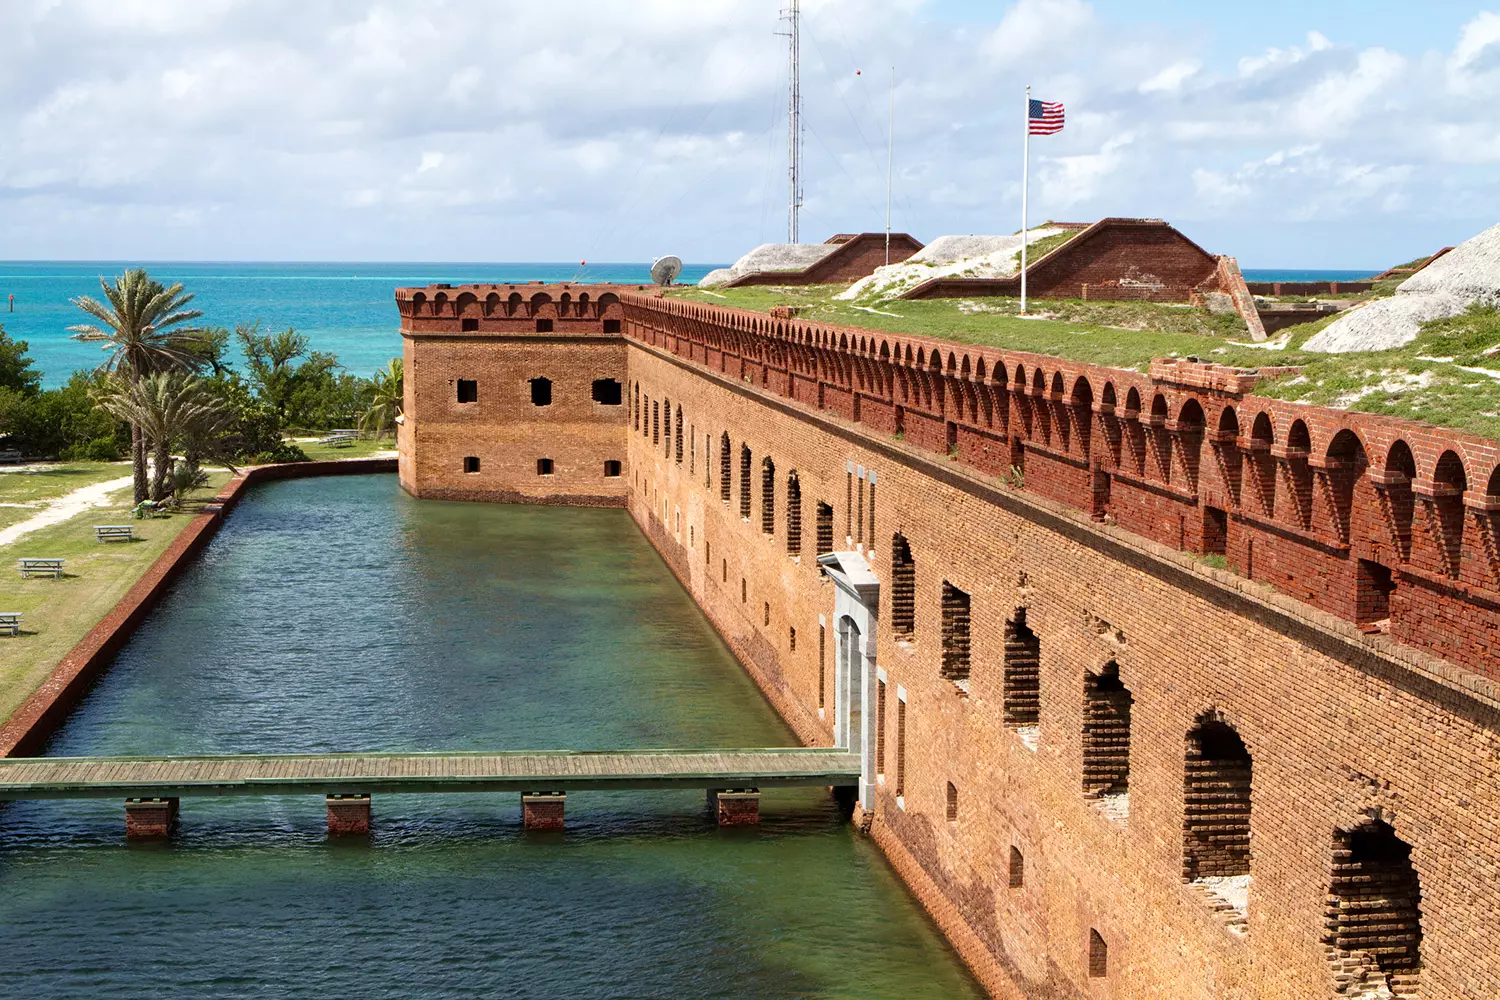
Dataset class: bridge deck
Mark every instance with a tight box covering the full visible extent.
[0,748,860,801]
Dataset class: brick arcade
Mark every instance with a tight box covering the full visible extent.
[396,282,1500,1000]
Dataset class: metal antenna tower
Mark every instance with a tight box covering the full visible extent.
[777,0,803,243]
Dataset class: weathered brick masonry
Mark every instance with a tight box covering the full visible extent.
[400,285,1500,1000]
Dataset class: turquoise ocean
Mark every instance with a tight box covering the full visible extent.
[0,261,1367,389]
[0,261,719,389]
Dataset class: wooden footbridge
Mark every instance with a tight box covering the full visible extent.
[0,747,862,837]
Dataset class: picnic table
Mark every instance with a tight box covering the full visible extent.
[19,558,65,578]
[319,429,358,447]
[95,525,135,543]
[0,612,20,636]
[0,450,23,465]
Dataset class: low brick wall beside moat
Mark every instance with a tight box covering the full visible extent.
[396,283,1499,1000]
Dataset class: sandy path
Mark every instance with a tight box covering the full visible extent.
[0,475,135,548]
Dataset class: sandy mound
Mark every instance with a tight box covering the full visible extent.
[1302,294,1469,353]
[837,228,1061,301]
[698,243,840,288]
[1304,221,1500,353]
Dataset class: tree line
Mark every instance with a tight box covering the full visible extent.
[0,268,403,503]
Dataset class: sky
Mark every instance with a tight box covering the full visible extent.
[0,0,1497,269]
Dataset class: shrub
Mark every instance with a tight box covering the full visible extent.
[255,440,309,464]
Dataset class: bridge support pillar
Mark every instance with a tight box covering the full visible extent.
[326,794,371,836]
[710,788,761,826]
[522,792,566,831]
[125,797,178,839]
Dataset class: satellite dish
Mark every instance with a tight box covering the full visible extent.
[651,255,683,286]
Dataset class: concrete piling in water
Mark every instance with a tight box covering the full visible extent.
[326,794,371,836]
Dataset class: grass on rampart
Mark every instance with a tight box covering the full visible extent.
[0,462,133,530]
[670,285,1500,440]
[1254,306,1500,440]
[0,470,232,723]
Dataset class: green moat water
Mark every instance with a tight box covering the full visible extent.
[0,475,982,999]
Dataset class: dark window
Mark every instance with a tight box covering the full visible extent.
[941,583,971,681]
[536,458,554,475]
[602,318,621,334]
[1357,559,1396,624]
[652,402,660,443]
[592,379,622,405]
[763,601,770,626]
[1004,609,1041,728]
[1009,847,1025,888]
[461,317,478,332]
[1203,506,1228,556]
[1083,661,1132,800]
[818,625,827,707]
[1088,930,1108,978]
[663,401,671,455]
[632,383,639,429]
[463,456,480,473]
[1323,820,1422,993]
[895,698,907,797]
[535,318,553,332]
[457,379,478,403]
[890,534,915,637]
[789,626,796,651]
[739,445,752,519]
[675,406,684,463]
[719,433,732,501]
[816,503,834,560]
[741,578,747,603]
[603,460,621,478]
[761,457,776,534]
[876,679,887,774]
[786,474,802,556]
[945,781,958,823]
[1183,714,1252,881]
[530,378,552,406]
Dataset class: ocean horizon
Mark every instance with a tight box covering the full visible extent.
[2,261,1375,388]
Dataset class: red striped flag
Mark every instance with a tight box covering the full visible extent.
[1028,99,1064,135]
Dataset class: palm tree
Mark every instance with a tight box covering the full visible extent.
[358,358,403,440]
[96,374,231,503]
[70,269,204,502]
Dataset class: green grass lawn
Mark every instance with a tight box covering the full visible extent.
[0,462,134,530]
[0,469,232,724]
[296,436,395,463]
[672,285,1500,440]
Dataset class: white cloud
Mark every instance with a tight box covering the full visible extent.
[0,0,1492,265]
[1139,60,1200,94]
[983,0,1093,63]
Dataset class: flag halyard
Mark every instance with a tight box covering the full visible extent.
[1028,99,1065,135]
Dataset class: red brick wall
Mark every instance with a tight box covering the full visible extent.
[905,218,1220,302]
[400,284,1500,1000]
[726,233,924,287]
[621,303,1500,999]
[398,285,637,505]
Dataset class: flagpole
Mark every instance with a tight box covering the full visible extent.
[886,66,895,265]
[1021,84,1030,315]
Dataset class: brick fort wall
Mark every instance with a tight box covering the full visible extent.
[398,284,1500,1000]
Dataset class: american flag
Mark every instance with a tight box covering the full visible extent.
[1028,99,1065,135]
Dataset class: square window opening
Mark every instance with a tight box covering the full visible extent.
[457,379,478,403]
[536,458,554,476]
[535,318,553,332]
[603,460,622,478]
[463,456,480,474]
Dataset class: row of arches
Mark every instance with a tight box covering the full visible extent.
[405,287,621,320]
[628,295,1498,500]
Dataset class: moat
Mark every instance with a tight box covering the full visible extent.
[0,475,981,999]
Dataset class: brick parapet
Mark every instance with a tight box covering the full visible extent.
[0,459,397,758]
[621,292,1500,678]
